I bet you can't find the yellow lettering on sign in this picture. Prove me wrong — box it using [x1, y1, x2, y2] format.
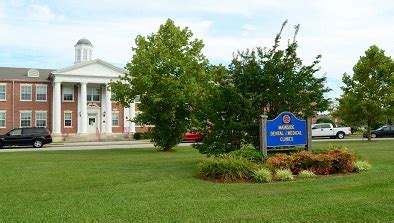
[278, 125, 295, 130]
[280, 137, 294, 142]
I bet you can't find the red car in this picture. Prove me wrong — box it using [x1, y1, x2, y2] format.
[183, 131, 203, 142]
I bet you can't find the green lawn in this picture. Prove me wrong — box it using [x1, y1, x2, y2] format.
[0, 141, 393, 222]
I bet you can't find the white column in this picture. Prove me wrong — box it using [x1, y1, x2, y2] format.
[80, 82, 88, 133]
[77, 85, 81, 133]
[52, 81, 61, 134]
[130, 102, 136, 133]
[105, 86, 112, 133]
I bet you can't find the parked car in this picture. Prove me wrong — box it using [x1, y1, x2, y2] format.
[363, 125, 394, 138]
[0, 127, 52, 149]
[312, 123, 351, 139]
[183, 131, 203, 142]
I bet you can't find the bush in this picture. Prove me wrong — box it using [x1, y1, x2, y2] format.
[229, 144, 262, 162]
[275, 169, 294, 181]
[291, 151, 314, 174]
[266, 153, 294, 170]
[298, 170, 316, 178]
[353, 160, 372, 172]
[133, 132, 151, 140]
[198, 156, 258, 182]
[253, 168, 272, 183]
[326, 149, 355, 174]
[310, 153, 332, 175]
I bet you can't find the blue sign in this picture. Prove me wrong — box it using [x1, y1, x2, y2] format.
[266, 112, 307, 147]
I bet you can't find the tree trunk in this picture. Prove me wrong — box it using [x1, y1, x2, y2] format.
[367, 120, 372, 141]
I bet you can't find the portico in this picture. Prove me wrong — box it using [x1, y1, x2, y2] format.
[49, 38, 136, 136]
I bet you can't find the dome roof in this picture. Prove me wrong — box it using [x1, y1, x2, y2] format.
[75, 38, 93, 46]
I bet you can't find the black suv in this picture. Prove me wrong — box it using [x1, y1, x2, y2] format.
[363, 125, 394, 138]
[0, 127, 52, 148]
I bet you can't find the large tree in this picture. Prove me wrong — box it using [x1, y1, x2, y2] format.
[335, 45, 393, 140]
[195, 21, 331, 156]
[110, 19, 208, 151]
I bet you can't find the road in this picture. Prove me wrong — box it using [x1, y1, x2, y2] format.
[0, 138, 393, 153]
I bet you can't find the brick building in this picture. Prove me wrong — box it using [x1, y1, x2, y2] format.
[0, 38, 137, 137]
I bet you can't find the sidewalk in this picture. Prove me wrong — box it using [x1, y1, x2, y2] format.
[47, 139, 151, 147]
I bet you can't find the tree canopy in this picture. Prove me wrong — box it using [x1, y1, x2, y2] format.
[194, 21, 331, 156]
[334, 45, 394, 140]
[110, 18, 209, 151]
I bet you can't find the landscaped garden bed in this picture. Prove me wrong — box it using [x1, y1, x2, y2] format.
[198, 145, 371, 183]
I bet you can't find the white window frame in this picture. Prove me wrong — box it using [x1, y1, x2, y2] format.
[20, 84, 32, 101]
[35, 111, 47, 127]
[20, 111, 32, 127]
[0, 84, 6, 101]
[64, 111, 72, 128]
[36, 85, 47, 102]
[87, 87, 101, 102]
[0, 110, 6, 128]
[63, 86, 74, 102]
[112, 112, 119, 127]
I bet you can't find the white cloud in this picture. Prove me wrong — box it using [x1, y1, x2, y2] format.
[26, 4, 64, 22]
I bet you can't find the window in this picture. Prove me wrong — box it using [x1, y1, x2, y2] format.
[77, 49, 81, 61]
[64, 112, 72, 127]
[63, 87, 73, 101]
[112, 112, 119, 126]
[20, 85, 32, 101]
[9, 128, 22, 136]
[20, 111, 32, 127]
[36, 85, 47, 101]
[0, 84, 6, 100]
[0, 111, 5, 128]
[35, 111, 47, 127]
[83, 49, 87, 60]
[87, 88, 100, 101]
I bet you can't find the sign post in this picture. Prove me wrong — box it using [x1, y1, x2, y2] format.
[259, 115, 268, 157]
[306, 116, 312, 153]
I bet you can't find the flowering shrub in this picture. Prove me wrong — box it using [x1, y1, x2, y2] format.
[326, 149, 355, 173]
[298, 170, 316, 178]
[265, 153, 294, 170]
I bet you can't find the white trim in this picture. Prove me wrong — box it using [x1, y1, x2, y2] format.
[35, 84, 48, 102]
[53, 59, 125, 74]
[62, 86, 74, 102]
[112, 111, 119, 127]
[64, 111, 73, 128]
[20, 84, 32, 101]
[0, 110, 6, 128]
[35, 111, 47, 127]
[20, 110, 32, 128]
[0, 83, 6, 101]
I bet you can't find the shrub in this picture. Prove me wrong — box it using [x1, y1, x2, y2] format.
[275, 169, 294, 181]
[266, 153, 294, 170]
[326, 149, 355, 174]
[133, 132, 151, 140]
[198, 156, 258, 182]
[310, 153, 332, 175]
[291, 151, 314, 174]
[353, 160, 372, 172]
[229, 144, 262, 162]
[298, 170, 316, 178]
[253, 168, 272, 183]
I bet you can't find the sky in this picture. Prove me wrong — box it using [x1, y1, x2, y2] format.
[0, 0, 393, 99]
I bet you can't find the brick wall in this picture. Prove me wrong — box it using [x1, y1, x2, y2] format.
[0, 80, 52, 135]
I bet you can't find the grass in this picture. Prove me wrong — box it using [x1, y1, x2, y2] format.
[0, 140, 393, 222]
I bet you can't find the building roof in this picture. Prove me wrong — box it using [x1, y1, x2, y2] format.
[75, 38, 93, 46]
[0, 67, 54, 81]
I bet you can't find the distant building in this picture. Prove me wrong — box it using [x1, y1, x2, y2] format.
[0, 38, 143, 137]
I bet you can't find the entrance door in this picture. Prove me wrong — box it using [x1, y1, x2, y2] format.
[87, 113, 97, 133]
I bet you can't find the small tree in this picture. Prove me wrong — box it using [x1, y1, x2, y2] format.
[335, 45, 394, 140]
[110, 19, 208, 151]
[195, 21, 331, 156]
